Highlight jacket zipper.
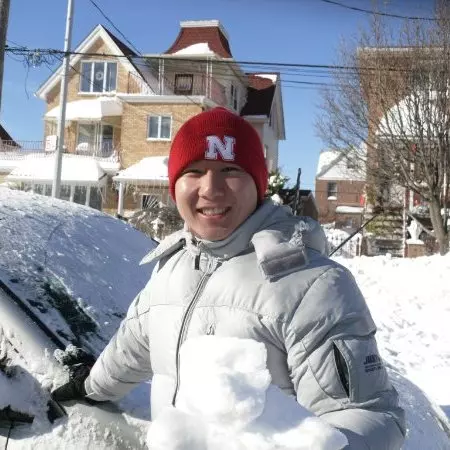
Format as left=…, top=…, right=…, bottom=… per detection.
left=171, top=256, right=216, bottom=406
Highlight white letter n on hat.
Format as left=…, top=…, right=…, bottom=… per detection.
left=205, top=135, right=236, bottom=161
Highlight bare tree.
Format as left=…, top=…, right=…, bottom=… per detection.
left=316, top=2, right=450, bottom=254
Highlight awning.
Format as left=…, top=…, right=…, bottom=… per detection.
left=6, top=154, right=107, bottom=185
left=335, top=206, right=364, bottom=214
left=45, top=97, right=123, bottom=121
left=113, top=156, right=169, bottom=183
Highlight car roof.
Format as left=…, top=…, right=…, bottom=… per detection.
left=0, top=188, right=157, bottom=355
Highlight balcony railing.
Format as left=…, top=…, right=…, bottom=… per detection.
left=0, top=140, right=120, bottom=163
left=127, top=71, right=227, bottom=106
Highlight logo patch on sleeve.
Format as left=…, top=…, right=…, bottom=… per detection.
left=363, top=354, right=383, bottom=373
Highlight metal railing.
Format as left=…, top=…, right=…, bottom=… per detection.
left=127, top=72, right=228, bottom=106
left=0, top=140, right=120, bottom=162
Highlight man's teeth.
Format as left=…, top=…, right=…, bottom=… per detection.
left=200, top=208, right=227, bottom=216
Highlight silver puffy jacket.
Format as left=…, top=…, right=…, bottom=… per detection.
left=85, top=201, right=405, bottom=449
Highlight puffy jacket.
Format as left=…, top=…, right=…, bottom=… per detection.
left=85, top=201, right=405, bottom=449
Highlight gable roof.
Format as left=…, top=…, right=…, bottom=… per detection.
left=316, top=148, right=366, bottom=181
left=165, top=20, right=232, bottom=58
left=0, top=124, right=17, bottom=143
left=240, top=74, right=276, bottom=116
left=36, top=24, right=147, bottom=100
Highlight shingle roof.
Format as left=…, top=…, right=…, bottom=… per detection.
left=240, top=74, right=276, bottom=117
left=165, top=25, right=232, bottom=58
left=0, top=124, right=17, bottom=144
left=103, top=27, right=137, bottom=57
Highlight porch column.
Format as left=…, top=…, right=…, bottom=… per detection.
left=159, top=59, right=165, bottom=95
left=85, top=186, right=91, bottom=207
left=70, top=185, right=75, bottom=203
left=118, top=182, right=125, bottom=216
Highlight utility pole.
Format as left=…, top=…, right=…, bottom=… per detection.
left=0, top=0, right=11, bottom=112
left=52, top=0, right=74, bottom=198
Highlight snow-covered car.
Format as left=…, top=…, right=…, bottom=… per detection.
left=0, top=188, right=157, bottom=449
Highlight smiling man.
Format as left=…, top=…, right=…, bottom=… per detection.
left=53, top=107, right=405, bottom=449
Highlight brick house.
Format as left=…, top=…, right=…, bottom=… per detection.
left=315, top=148, right=365, bottom=231
left=0, top=20, right=285, bottom=216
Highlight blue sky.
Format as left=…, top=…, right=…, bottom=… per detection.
left=1, top=0, right=434, bottom=192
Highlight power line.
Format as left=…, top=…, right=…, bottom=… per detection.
left=318, top=0, right=438, bottom=21
left=5, top=45, right=415, bottom=74
left=86, top=0, right=141, bottom=55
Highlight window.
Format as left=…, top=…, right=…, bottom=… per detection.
left=230, top=84, right=238, bottom=110
left=327, top=182, right=337, bottom=199
left=174, top=74, right=193, bottom=95
left=141, top=194, right=161, bottom=209
left=147, top=115, right=172, bottom=140
left=80, top=61, right=117, bottom=93
left=77, top=123, right=114, bottom=157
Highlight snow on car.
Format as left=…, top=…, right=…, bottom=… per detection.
left=0, top=188, right=156, bottom=449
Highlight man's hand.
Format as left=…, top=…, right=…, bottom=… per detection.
left=51, top=363, right=90, bottom=402
left=51, top=345, right=97, bottom=403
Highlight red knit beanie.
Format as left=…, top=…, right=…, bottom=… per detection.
left=168, top=107, right=268, bottom=201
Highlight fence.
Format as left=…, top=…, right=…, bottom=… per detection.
left=0, top=140, right=119, bottom=163
left=327, top=233, right=362, bottom=258
left=127, top=71, right=228, bottom=106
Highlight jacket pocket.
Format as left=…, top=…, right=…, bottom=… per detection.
left=307, top=341, right=350, bottom=403
left=333, top=336, right=390, bottom=403
left=333, top=343, right=349, bottom=397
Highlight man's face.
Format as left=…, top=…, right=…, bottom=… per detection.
left=175, top=160, right=258, bottom=241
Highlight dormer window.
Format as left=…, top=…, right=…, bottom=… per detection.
left=230, top=84, right=239, bottom=110
left=80, top=61, right=117, bottom=93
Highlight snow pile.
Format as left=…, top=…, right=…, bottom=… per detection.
left=147, top=336, right=348, bottom=450
left=335, top=253, right=450, bottom=413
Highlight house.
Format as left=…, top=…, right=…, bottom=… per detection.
left=0, top=20, right=285, bottom=217
left=0, top=124, right=20, bottom=186
left=315, top=148, right=366, bottom=231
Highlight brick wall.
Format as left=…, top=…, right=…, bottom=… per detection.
left=45, top=38, right=129, bottom=112
left=120, top=103, right=202, bottom=167
left=315, top=178, right=365, bottom=224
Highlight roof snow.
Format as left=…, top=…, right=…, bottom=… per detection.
left=173, top=42, right=216, bottom=56
left=253, top=73, right=278, bottom=83
left=316, top=149, right=365, bottom=181
left=6, top=154, right=106, bottom=185
left=113, top=156, right=169, bottom=183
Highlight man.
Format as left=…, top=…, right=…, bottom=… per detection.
left=53, top=107, right=405, bottom=448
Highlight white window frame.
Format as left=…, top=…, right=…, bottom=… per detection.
left=147, top=115, right=172, bottom=141
left=230, top=83, right=239, bottom=111
left=327, top=181, right=338, bottom=200
left=76, top=122, right=114, bottom=156
left=79, top=60, right=117, bottom=94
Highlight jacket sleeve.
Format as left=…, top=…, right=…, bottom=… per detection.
left=84, top=283, right=153, bottom=402
left=284, top=265, right=406, bottom=450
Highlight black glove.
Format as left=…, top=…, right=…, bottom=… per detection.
left=51, top=346, right=97, bottom=403
left=51, top=363, right=90, bottom=402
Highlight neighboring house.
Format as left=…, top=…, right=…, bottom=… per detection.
left=315, top=148, right=366, bottom=230
left=0, top=124, right=19, bottom=186
left=0, top=20, right=285, bottom=217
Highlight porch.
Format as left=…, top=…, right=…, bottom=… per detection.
left=4, top=153, right=108, bottom=210
left=0, top=140, right=120, bottom=174
left=126, top=57, right=231, bottom=107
